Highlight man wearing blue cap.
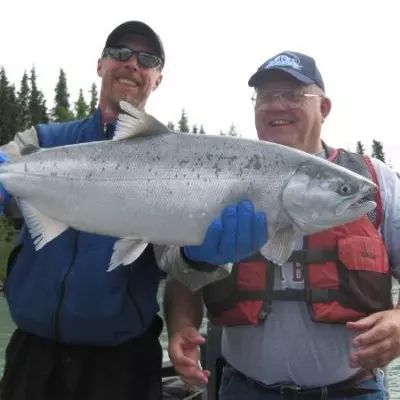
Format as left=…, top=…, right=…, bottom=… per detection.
left=163, top=51, right=400, bottom=399
left=0, top=20, right=170, bottom=400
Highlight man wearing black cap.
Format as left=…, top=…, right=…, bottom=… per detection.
left=164, top=51, right=400, bottom=399
left=0, top=21, right=169, bottom=400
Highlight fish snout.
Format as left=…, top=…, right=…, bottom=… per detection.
left=361, top=180, right=378, bottom=196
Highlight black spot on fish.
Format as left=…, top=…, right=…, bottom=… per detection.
left=244, top=155, right=262, bottom=170
left=115, top=163, right=120, bottom=170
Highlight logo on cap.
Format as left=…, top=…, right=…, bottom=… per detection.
left=263, top=53, right=302, bottom=71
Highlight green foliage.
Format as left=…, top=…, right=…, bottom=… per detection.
left=355, top=141, right=365, bottom=155
left=178, top=109, right=190, bottom=133
left=371, top=139, right=385, bottom=163
left=89, top=83, right=98, bottom=115
left=0, top=218, right=17, bottom=282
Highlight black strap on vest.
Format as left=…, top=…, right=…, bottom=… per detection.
left=235, top=287, right=340, bottom=303
left=288, top=249, right=337, bottom=264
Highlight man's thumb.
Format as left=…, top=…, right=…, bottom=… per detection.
left=347, top=312, right=381, bottom=330
left=183, top=327, right=205, bottom=344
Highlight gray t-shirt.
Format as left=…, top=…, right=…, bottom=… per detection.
left=221, top=154, right=400, bottom=387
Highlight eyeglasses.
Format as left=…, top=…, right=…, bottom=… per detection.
left=102, top=46, right=163, bottom=69
left=251, top=89, right=322, bottom=108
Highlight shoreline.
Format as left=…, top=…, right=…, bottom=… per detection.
left=0, top=280, right=3, bottom=293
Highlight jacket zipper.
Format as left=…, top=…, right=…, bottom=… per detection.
left=54, top=233, right=79, bottom=340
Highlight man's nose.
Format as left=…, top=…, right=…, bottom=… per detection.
left=123, top=53, right=140, bottom=70
left=266, top=94, right=288, bottom=110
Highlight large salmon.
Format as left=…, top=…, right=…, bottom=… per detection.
left=0, top=101, right=377, bottom=270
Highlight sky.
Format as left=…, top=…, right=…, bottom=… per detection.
left=1, top=0, right=399, bottom=168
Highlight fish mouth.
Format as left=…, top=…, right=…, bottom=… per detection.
left=347, top=200, right=376, bottom=213
left=334, top=198, right=377, bottom=223
left=304, top=199, right=377, bottom=234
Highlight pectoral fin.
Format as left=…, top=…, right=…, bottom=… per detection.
left=18, top=199, right=69, bottom=250
left=259, top=228, right=296, bottom=265
left=107, top=237, right=149, bottom=272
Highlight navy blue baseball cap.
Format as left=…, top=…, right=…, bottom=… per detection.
left=248, top=51, right=325, bottom=91
left=105, top=21, right=165, bottom=67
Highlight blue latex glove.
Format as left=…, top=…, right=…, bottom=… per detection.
left=0, top=152, right=9, bottom=212
left=184, top=200, right=268, bottom=265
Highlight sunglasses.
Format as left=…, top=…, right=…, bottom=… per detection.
left=102, top=46, right=162, bottom=69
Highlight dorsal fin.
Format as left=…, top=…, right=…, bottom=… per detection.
left=113, top=100, right=171, bottom=140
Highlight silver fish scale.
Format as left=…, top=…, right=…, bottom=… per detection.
left=0, top=133, right=307, bottom=245
left=14, top=133, right=302, bottom=186
left=0, top=132, right=378, bottom=249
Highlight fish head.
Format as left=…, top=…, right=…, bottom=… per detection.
left=281, top=159, right=378, bottom=234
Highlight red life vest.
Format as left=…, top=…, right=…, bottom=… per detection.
left=202, top=147, right=394, bottom=326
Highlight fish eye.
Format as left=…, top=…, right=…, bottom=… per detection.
left=338, top=183, right=354, bottom=195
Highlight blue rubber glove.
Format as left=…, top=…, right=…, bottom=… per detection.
left=0, top=152, right=9, bottom=212
left=184, top=200, right=268, bottom=265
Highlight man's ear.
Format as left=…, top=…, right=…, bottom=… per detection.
left=97, top=58, right=103, bottom=78
left=320, top=96, right=332, bottom=120
left=152, top=73, right=163, bottom=91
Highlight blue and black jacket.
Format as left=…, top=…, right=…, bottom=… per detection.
left=4, top=109, right=165, bottom=346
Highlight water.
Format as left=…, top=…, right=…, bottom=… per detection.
left=1, top=287, right=399, bottom=398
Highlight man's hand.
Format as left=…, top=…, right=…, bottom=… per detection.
left=168, top=326, right=210, bottom=385
left=183, top=200, right=268, bottom=265
left=347, top=309, right=400, bottom=369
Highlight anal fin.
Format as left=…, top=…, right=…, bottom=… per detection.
left=107, top=237, right=149, bottom=272
left=18, top=199, right=69, bottom=250
left=259, top=228, right=297, bottom=266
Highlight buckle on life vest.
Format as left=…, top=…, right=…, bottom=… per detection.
left=258, top=301, right=272, bottom=321
left=307, top=289, right=339, bottom=302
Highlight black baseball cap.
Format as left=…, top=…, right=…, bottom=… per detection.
left=248, top=51, right=324, bottom=91
left=104, top=20, right=165, bottom=67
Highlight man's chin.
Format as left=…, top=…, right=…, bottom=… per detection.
left=111, top=95, right=137, bottom=108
